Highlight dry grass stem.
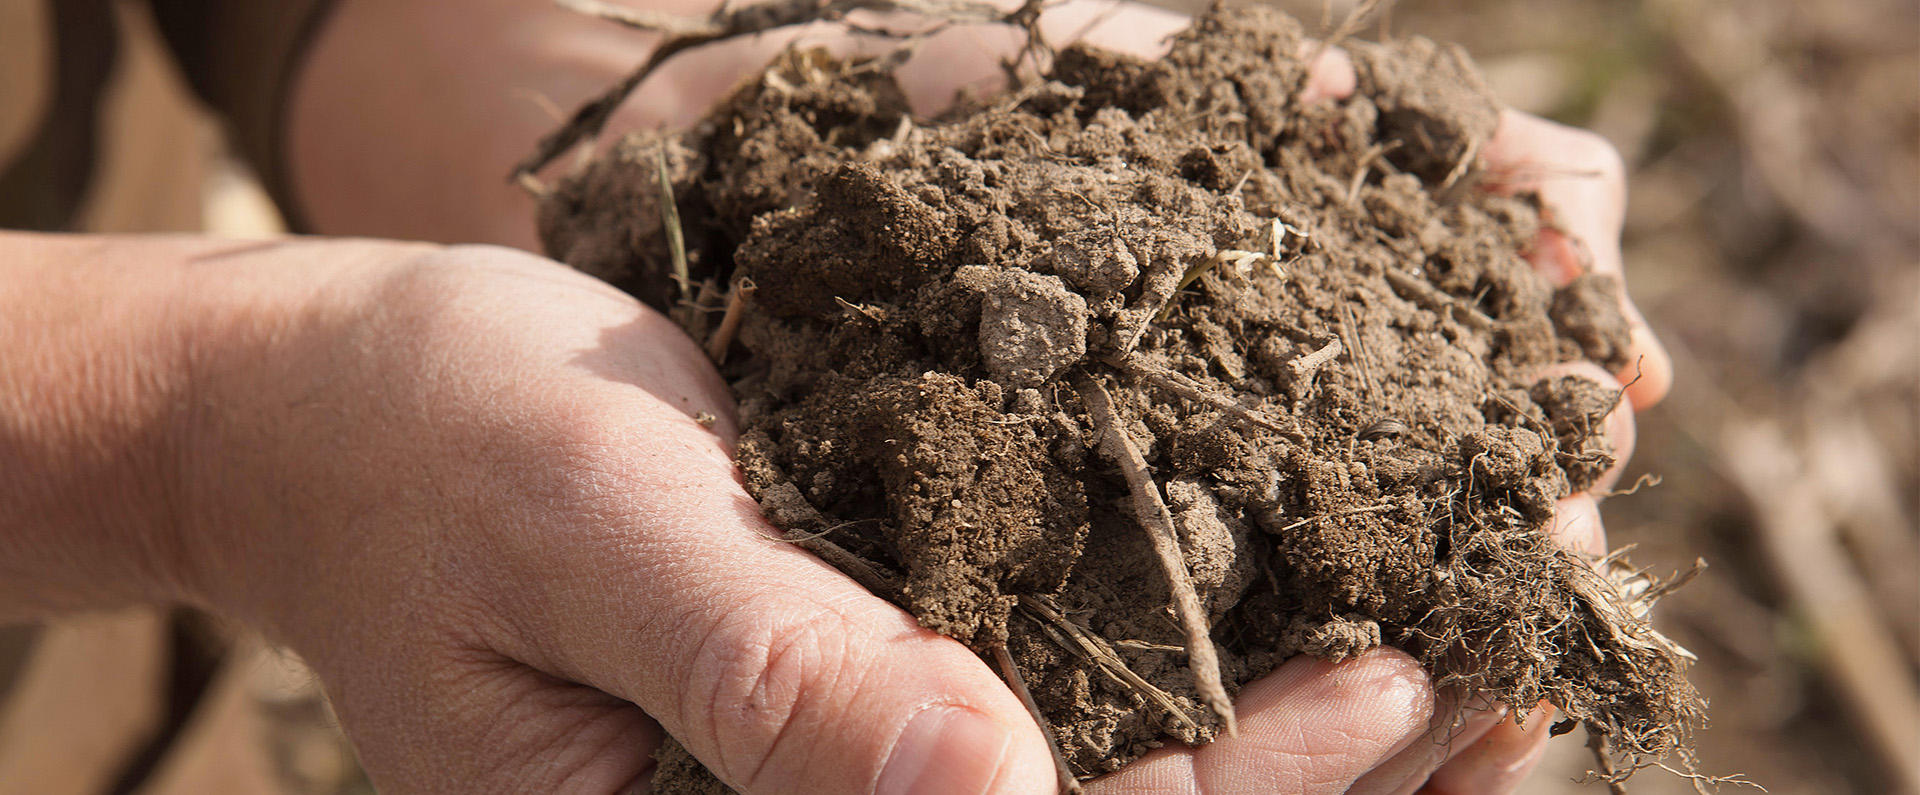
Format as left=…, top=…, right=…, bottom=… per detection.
left=1018, top=596, right=1201, bottom=734
left=1071, top=372, right=1237, bottom=735
left=654, top=146, right=691, bottom=303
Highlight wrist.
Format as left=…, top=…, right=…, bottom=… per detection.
left=0, top=233, right=206, bottom=618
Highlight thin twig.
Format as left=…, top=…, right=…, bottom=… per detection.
left=1287, top=335, right=1344, bottom=385
left=757, top=482, right=902, bottom=601
left=1280, top=502, right=1398, bottom=532
left=1346, top=141, right=1402, bottom=205
left=1071, top=372, right=1237, bottom=735
left=1304, top=0, right=1388, bottom=77
left=993, top=645, right=1083, bottom=794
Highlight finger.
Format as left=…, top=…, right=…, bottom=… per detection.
left=465, top=405, right=1055, bottom=795
left=1416, top=702, right=1556, bottom=795
left=1087, top=648, right=1435, bottom=795
left=1550, top=494, right=1608, bottom=556
left=1484, top=110, right=1671, bottom=410
left=328, top=646, right=665, bottom=794
left=1299, top=43, right=1357, bottom=104
left=1342, top=700, right=1508, bottom=795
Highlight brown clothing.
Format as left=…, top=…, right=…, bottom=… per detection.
left=0, top=0, right=336, bottom=231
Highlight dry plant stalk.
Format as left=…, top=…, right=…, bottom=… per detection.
left=1071, top=371, right=1237, bottom=736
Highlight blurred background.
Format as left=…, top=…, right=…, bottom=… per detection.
left=0, top=0, right=1912, bottom=793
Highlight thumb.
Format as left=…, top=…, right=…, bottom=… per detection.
left=467, top=409, right=1058, bottom=795
left=328, top=647, right=665, bottom=794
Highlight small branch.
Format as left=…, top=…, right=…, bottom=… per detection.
left=1071, top=372, right=1237, bottom=735
left=705, top=277, right=756, bottom=363
left=992, top=645, right=1083, bottom=794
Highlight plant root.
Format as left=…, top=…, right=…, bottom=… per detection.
left=706, top=277, right=756, bottom=363
left=1071, top=371, right=1237, bottom=736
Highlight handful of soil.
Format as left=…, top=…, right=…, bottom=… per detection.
left=534, top=4, right=1704, bottom=791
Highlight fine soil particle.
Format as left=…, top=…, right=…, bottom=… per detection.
left=539, top=6, right=1703, bottom=791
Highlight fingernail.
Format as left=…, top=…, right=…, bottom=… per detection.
left=877, top=707, right=1013, bottom=795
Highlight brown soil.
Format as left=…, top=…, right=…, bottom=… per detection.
left=538, top=6, right=1702, bottom=791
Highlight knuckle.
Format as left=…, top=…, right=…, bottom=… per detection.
left=679, top=603, right=866, bottom=784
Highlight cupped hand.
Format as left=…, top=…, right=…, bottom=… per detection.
left=175, top=239, right=1077, bottom=795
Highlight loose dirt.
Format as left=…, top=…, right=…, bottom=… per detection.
left=536, top=6, right=1703, bottom=791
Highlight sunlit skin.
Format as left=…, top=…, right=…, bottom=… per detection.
left=1, top=1, right=1667, bottom=792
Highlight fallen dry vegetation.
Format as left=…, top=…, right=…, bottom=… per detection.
left=528, top=3, right=1707, bottom=791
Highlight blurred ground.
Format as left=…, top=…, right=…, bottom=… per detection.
left=0, top=0, right=1913, bottom=793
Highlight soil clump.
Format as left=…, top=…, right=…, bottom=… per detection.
left=536, top=6, right=1704, bottom=791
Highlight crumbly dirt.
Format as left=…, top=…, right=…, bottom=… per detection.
left=538, top=6, right=1703, bottom=791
